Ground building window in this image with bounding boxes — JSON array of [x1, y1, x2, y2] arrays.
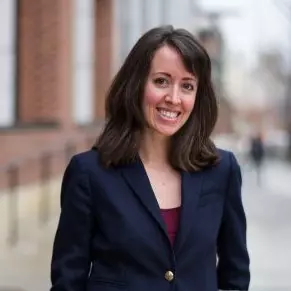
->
[[0, 0, 17, 127], [72, 0, 95, 124]]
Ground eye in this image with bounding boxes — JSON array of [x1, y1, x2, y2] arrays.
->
[[182, 83, 194, 91], [153, 77, 169, 87]]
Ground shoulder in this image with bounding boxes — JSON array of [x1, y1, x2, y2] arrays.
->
[[201, 148, 240, 181], [67, 148, 115, 178], [216, 148, 242, 186], [59, 150, 103, 208], [60, 149, 100, 183], [196, 149, 242, 195], [216, 148, 240, 170], [71, 149, 101, 171]]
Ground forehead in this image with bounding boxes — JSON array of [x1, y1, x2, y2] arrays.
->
[[149, 45, 194, 78]]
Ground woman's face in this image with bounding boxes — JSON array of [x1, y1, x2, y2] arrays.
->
[[143, 45, 197, 138]]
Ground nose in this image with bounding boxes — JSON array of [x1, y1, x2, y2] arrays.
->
[[165, 86, 181, 105]]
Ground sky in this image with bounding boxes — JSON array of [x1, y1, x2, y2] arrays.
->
[[199, 0, 291, 67]]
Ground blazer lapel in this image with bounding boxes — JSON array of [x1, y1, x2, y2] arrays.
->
[[174, 170, 204, 254], [120, 158, 169, 239]]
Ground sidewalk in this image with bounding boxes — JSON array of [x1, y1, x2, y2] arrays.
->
[[241, 160, 291, 290], [243, 190, 291, 290], [0, 217, 59, 291], [263, 159, 291, 197], [0, 178, 62, 291], [241, 158, 291, 198]]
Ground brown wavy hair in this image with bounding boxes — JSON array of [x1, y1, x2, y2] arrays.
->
[[95, 25, 219, 171]]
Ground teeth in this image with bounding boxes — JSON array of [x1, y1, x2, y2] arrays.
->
[[159, 109, 179, 119]]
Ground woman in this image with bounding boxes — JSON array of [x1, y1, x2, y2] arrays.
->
[[50, 26, 250, 291]]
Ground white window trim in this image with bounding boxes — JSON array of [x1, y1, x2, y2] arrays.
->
[[0, 0, 17, 127]]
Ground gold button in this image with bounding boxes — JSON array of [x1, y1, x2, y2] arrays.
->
[[165, 270, 174, 282]]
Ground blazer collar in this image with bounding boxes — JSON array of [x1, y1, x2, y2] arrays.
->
[[120, 158, 168, 237], [120, 158, 204, 252]]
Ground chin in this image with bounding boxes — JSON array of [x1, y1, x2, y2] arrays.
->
[[155, 126, 181, 137]]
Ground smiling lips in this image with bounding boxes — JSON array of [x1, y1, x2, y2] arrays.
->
[[156, 107, 181, 120]]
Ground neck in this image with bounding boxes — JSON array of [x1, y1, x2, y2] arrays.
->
[[139, 130, 170, 167]]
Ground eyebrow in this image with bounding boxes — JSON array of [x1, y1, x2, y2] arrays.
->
[[154, 72, 197, 82]]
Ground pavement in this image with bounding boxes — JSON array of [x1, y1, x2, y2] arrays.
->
[[0, 178, 62, 291], [0, 218, 58, 291], [0, 159, 290, 291], [241, 160, 291, 290]]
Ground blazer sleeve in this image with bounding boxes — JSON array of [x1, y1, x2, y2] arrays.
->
[[50, 156, 94, 291], [217, 152, 250, 291]]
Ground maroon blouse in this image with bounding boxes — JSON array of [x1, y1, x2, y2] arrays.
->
[[160, 207, 181, 245]]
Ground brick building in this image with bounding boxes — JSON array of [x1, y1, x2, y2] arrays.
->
[[0, 0, 114, 189]]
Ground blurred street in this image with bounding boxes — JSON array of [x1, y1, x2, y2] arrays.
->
[[0, 158, 290, 291], [241, 159, 291, 290]]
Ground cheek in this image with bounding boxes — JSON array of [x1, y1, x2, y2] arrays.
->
[[182, 97, 196, 114], [144, 83, 164, 107]]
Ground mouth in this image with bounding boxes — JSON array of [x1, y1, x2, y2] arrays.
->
[[156, 107, 181, 120]]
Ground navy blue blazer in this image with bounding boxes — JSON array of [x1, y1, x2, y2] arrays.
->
[[50, 149, 250, 291]]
